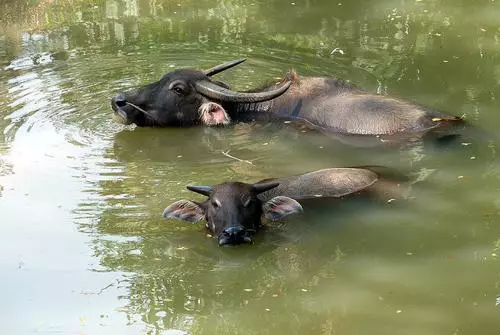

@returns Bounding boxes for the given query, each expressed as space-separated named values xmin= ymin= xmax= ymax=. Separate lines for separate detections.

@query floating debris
xmin=330 ymin=48 xmax=345 ymax=55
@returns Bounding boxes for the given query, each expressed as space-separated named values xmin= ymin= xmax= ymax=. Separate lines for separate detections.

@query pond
xmin=1 ymin=0 xmax=499 ymax=334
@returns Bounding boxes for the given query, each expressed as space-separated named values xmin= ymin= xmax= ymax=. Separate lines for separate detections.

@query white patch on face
xmin=198 ymin=102 xmax=231 ymax=126
xmin=175 ymin=111 xmax=183 ymax=119
xmin=214 ymin=198 xmax=222 ymax=207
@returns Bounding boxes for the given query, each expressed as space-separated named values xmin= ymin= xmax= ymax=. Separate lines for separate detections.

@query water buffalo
xmin=111 ymin=59 xmax=463 ymax=140
xmin=111 ymin=59 xmax=290 ymax=127
xmin=163 ymin=167 xmax=404 ymax=246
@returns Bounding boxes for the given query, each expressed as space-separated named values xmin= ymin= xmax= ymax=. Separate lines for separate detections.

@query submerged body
xmin=258 ymin=167 xmax=381 ymax=201
xmin=111 ymin=59 xmax=463 ymax=141
xmin=231 ymin=71 xmax=463 ymax=137
xmin=163 ymin=167 xmax=404 ymax=246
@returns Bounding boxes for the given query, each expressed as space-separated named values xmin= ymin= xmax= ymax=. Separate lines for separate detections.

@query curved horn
xmin=195 ymin=80 xmax=291 ymax=103
xmin=252 ymin=182 xmax=280 ymax=195
xmin=203 ymin=59 xmax=246 ymax=76
xmin=187 ymin=185 xmax=212 ymax=196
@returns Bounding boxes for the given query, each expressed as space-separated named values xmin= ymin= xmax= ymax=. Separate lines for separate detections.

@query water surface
xmin=1 ymin=0 xmax=499 ymax=334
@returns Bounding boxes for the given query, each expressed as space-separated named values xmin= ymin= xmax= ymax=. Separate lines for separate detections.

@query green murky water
xmin=1 ymin=0 xmax=499 ymax=334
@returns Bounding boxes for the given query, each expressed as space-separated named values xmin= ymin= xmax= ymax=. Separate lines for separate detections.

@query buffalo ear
xmin=262 ymin=196 xmax=303 ymax=221
xmin=163 ymin=200 xmax=205 ymax=223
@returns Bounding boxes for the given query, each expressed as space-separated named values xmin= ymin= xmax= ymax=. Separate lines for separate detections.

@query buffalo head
xmin=163 ymin=181 xmax=303 ymax=246
xmin=111 ymin=59 xmax=291 ymax=127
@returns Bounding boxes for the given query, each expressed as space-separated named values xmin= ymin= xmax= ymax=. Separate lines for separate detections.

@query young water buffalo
xmin=111 ymin=59 xmax=463 ymax=139
xmin=163 ymin=167 xmax=403 ymax=246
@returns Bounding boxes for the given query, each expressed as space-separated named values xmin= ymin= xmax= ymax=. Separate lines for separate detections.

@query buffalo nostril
xmin=218 ymin=237 xmax=230 ymax=247
xmin=113 ymin=94 xmax=127 ymax=108
xmin=222 ymin=226 xmax=244 ymax=237
xmin=218 ymin=226 xmax=252 ymax=246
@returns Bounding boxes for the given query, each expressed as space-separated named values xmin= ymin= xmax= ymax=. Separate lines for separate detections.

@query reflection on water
xmin=1 ymin=0 xmax=500 ymax=334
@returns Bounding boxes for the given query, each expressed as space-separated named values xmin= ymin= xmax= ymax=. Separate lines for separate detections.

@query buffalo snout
xmin=112 ymin=93 xmax=127 ymax=108
xmin=218 ymin=225 xmax=253 ymax=246
xmin=111 ymin=93 xmax=135 ymax=125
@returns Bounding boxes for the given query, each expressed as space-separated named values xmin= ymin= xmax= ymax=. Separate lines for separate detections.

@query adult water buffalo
xmin=111 ymin=59 xmax=463 ymax=139
xmin=163 ymin=167 xmax=405 ymax=246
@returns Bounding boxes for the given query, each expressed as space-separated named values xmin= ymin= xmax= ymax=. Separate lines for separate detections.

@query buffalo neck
xmin=222 ymin=97 xmax=276 ymax=123
xmin=226 ymin=73 xmax=357 ymax=122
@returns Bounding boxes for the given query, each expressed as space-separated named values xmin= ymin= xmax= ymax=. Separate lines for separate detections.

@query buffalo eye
xmin=211 ymin=198 xmax=221 ymax=209
xmin=242 ymin=196 xmax=252 ymax=208
xmin=169 ymin=80 xmax=188 ymax=96
xmin=173 ymin=86 xmax=184 ymax=95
